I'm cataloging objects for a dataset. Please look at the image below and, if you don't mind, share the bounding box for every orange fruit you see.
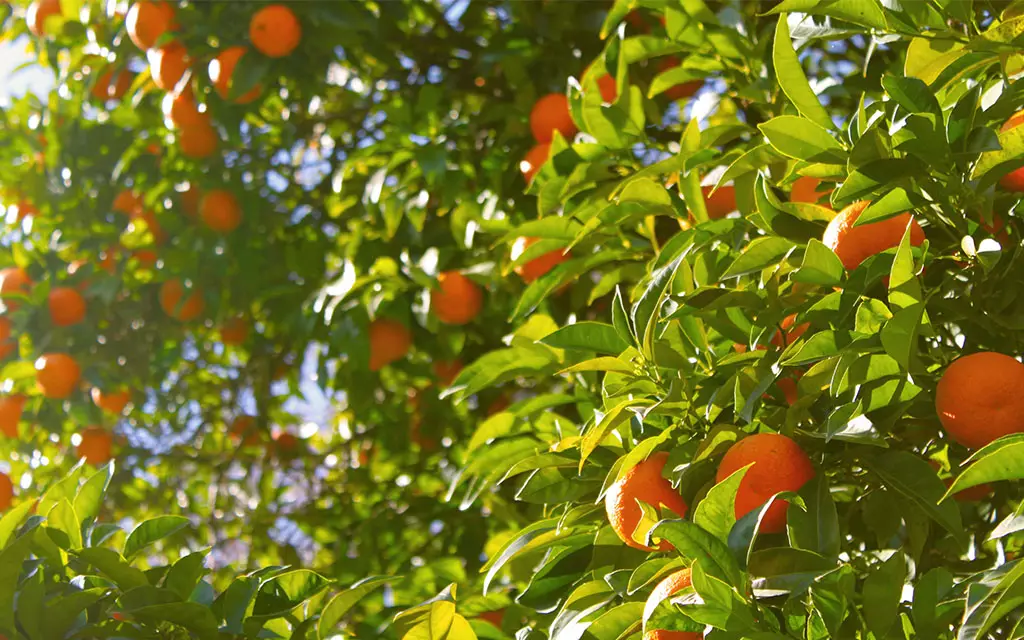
[431,271,483,325]
[130,249,158,268]
[0,473,12,510]
[701,185,736,219]
[159,279,205,321]
[148,42,190,91]
[229,415,263,447]
[113,189,143,216]
[220,316,248,345]
[0,395,26,438]
[777,376,799,406]
[199,189,242,233]
[642,569,702,640]
[935,352,1024,450]
[486,394,511,416]
[178,122,218,159]
[716,433,815,533]
[0,268,32,310]
[13,201,38,220]
[769,314,809,349]
[48,286,87,327]
[209,46,262,104]
[657,57,703,101]
[605,451,688,551]
[0,317,15,360]
[180,183,202,217]
[272,431,300,457]
[99,247,118,274]
[479,610,504,629]
[999,110,1024,192]
[521,143,551,183]
[979,213,1010,245]
[529,93,576,143]
[790,176,833,205]
[26,0,62,37]
[162,86,208,130]
[126,1,177,50]
[91,388,130,415]
[433,359,463,387]
[90,66,133,102]
[511,237,568,283]
[77,427,113,465]
[823,200,925,271]
[249,4,301,58]
[595,73,617,102]
[368,318,412,371]
[35,353,82,399]
[927,460,992,503]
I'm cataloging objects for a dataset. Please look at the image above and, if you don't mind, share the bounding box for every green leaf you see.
[758,116,845,163]
[0,500,36,550]
[74,463,112,524]
[792,239,844,286]
[972,116,1024,181]
[252,569,330,618]
[540,322,629,355]
[722,237,797,279]
[854,187,915,226]
[579,398,651,471]
[129,602,219,640]
[864,553,907,638]
[73,547,149,590]
[0,533,35,632]
[693,465,746,544]
[124,515,190,559]
[887,223,923,312]
[558,356,634,374]
[880,303,925,370]
[164,550,209,600]
[862,451,966,545]
[905,37,967,85]
[945,434,1024,499]
[650,520,745,588]
[882,75,940,115]
[318,577,391,639]
[772,15,834,129]
[47,500,82,550]
[786,476,840,559]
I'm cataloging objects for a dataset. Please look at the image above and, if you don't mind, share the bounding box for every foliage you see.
[2,0,1024,638]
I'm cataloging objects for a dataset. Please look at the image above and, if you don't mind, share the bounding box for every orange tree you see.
[2,0,1024,638]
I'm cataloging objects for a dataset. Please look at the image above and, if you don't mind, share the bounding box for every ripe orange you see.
[113,189,143,216]
[178,122,218,159]
[770,314,809,349]
[180,183,202,217]
[48,286,87,327]
[999,110,1024,192]
[130,249,158,269]
[199,189,242,233]
[99,247,119,274]
[272,431,300,457]
[605,451,688,551]
[643,569,702,640]
[249,4,302,58]
[13,200,38,220]
[716,433,815,533]
[90,66,133,102]
[431,271,483,325]
[511,237,568,283]
[486,394,511,416]
[126,1,177,50]
[148,42,190,91]
[91,388,130,415]
[657,57,702,101]
[0,472,12,510]
[0,268,32,310]
[77,427,113,465]
[927,460,992,503]
[209,46,262,104]
[368,318,412,371]
[35,353,82,399]
[26,0,62,37]
[823,201,925,271]
[159,279,205,321]
[701,185,736,219]
[790,176,832,205]
[0,395,26,438]
[229,415,263,447]
[529,93,576,143]
[521,143,551,183]
[596,74,617,102]
[433,359,463,387]
[162,86,208,130]
[479,610,504,629]
[935,351,1024,449]
[978,213,1010,245]
[0,317,15,360]
[220,316,248,345]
